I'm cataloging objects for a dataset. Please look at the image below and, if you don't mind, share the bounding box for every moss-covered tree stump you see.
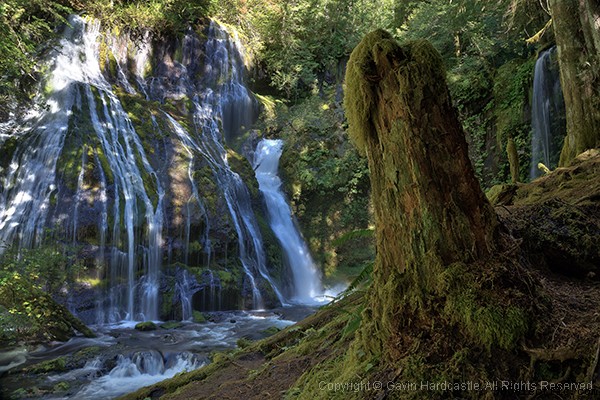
[344,31,528,364]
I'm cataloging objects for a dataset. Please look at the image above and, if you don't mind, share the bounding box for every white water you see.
[175,268,196,320]
[530,46,564,179]
[5,310,300,400]
[75,17,165,322]
[0,348,28,373]
[254,139,322,303]
[73,351,204,400]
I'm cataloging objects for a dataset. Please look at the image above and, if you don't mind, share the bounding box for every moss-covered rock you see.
[25,357,67,374]
[497,149,600,278]
[236,337,252,349]
[192,311,206,323]
[134,321,158,331]
[486,183,519,206]
[226,148,260,201]
[261,326,281,337]
[72,346,102,363]
[52,381,70,392]
[0,277,95,344]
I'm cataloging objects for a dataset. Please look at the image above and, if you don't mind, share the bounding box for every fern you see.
[331,228,374,247]
[335,261,374,301]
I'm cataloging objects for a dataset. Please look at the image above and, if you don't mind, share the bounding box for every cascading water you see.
[0,15,285,321]
[0,16,164,322]
[158,22,286,309]
[72,350,205,399]
[530,46,566,179]
[254,139,322,303]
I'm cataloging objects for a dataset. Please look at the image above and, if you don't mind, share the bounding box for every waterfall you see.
[159,21,285,309]
[530,46,566,179]
[175,268,200,320]
[0,16,164,322]
[254,139,322,303]
[76,18,165,322]
[0,16,284,320]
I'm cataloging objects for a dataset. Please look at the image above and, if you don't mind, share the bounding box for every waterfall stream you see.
[254,139,322,303]
[530,46,566,179]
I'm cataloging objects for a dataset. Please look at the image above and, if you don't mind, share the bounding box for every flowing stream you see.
[0,309,311,400]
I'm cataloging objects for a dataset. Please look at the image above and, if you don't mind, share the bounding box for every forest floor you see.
[121,149,600,400]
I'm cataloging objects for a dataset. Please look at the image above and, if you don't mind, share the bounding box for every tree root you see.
[523,345,580,363]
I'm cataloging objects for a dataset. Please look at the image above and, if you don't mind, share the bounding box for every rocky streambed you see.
[0,307,316,400]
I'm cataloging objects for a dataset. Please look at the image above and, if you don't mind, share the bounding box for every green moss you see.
[441,264,528,351]
[344,30,392,154]
[226,148,259,199]
[192,311,206,323]
[98,38,110,74]
[485,184,518,206]
[236,337,253,349]
[27,357,67,373]
[10,388,29,399]
[261,326,281,336]
[159,276,176,320]
[58,119,85,192]
[193,166,219,212]
[216,270,234,284]
[108,48,118,79]
[493,58,536,182]
[161,321,184,329]
[53,381,70,392]
[135,321,158,331]
[255,212,285,283]
[0,271,95,342]
[73,346,102,359]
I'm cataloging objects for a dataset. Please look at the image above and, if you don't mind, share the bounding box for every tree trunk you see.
[549,0,600,165]
[344,30,500,360]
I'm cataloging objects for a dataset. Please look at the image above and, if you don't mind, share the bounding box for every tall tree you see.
[549,0,600,165]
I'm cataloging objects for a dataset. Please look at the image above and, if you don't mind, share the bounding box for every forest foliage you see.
[0,0,587,347]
